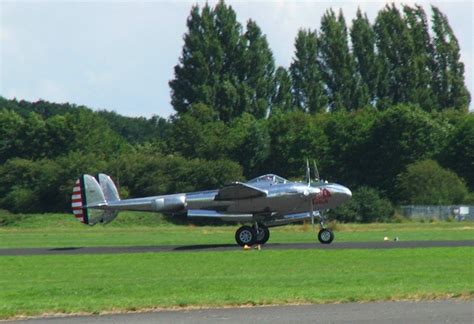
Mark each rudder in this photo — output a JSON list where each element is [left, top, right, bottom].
[[97, 173, 120, 224], [71, 175, 107, 225]]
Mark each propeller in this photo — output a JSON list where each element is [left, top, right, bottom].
[[313, 160, 320, 182], [305, 159, 316, 229], [306, 159, 311, 186], [306, 159, 323, 230]]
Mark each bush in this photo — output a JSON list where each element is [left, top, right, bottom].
[[396, 159, 468, 204], [328, 186, 394, 223]]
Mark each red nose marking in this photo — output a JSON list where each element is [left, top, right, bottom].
[[312, 188, 331, 205]]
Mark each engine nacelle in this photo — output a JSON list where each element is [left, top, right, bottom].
[[153, 195, 186, 212]]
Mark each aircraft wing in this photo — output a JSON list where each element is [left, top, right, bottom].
[[215, 182, 267, 201]]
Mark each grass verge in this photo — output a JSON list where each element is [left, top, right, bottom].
[[0, 212, 472, 248], [0, 247, 472, 319]]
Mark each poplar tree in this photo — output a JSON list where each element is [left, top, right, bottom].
[[241, 19, 275, 119], [403, 5, 437, 111], [290, 29, 327, 113], [374, 4, 416, 108], [431, 6, 471, 110], [272, 66, 293, 113], [318, 9, 364, 111], [350, 9, 378, 106], [170, 1, 276, 122], [169, 4, 221, 115]]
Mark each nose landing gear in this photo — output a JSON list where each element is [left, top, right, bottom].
[[317, 228, 334, 244], [316, 212, 334, 244]]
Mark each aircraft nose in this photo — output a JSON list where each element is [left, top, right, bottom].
[[332, 184, 351, 202], [341, 186, 352, 199]]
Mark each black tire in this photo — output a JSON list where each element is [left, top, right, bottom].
[[256, 223, 270, 244], [318, 228, 334, 244], [235, 225, 257, 246]]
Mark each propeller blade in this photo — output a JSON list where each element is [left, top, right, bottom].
[[306, 159, 311, 186], [310, 200, 315, 229], [313, 160, 320, 182]]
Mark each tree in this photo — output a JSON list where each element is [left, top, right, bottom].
[[267, 111, 328, 177], [439, 115, 474, 191], [323, 108, 378, 187], [271, 66, 293, 113], [290, 29, 327, 113], [0, 109, 25, 163], [170, 4, 229, 119], [318, 9, 363, 111], [402, 5, 437, 111], [374, 4, 416, 108], [431, 6, 471, 110], [240, 19, 275, 118], [169, 1, 275, 122], [397, 160, 468, 204], [363, 104, 450, 198], [350, 9, 378, 106], [329, 186, 394, 223]]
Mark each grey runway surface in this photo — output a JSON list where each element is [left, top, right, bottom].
[[1, 240, 472, 256], [6, 300, 473, 324]]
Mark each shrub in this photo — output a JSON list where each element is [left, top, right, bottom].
[[328, 186, 394, 223]]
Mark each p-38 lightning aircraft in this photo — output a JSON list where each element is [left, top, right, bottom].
[[71, 162, 351, 246]]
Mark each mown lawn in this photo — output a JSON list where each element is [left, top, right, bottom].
[[0, 247, 472, 319], [0, 212, 473, 248]]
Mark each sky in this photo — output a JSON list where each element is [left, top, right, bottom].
[[1, 0, 473, 118]]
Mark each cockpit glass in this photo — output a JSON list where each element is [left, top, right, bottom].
[[247, 174, 288, 184]]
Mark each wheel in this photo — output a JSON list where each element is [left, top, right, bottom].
[[235, 225, 257, 246], [318, 228, 334, 244], [256, 223, 270, 244]]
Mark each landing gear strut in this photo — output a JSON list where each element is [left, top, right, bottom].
[[235, 223, 270, 246], [255, 223, 270, 244], [316, 212, 334, 244]]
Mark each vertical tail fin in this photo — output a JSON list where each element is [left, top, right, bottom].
[[97, 173, 120, 224], [71, 175, 107, 225]]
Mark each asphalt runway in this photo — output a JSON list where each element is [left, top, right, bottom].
[[6, 300, 473, 323], [0, 240, 472, 256]]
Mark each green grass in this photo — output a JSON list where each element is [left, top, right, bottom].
[[0, 248, 472, 319], [0, 212, 472, 248], [0, 212, 472, 319]]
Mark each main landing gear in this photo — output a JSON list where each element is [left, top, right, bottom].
[[235, 223, 270, 246]]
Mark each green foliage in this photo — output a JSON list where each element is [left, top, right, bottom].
[[169, 1, 275, 121], [318, 9, 363, 111], [438, 113, 474, 191], [431, 6, 471, 110], [116, 149, 242, 197], [397, 159, 468, 204], [267, 111, 328, 178], [350, 9, 377, 105], [363, 104, 450, 198], [329, 186, 394, 223], [290, 29, 327, 113]]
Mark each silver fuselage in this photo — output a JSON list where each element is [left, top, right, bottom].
[[105, 178, 352, 226]]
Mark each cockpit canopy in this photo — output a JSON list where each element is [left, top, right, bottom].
[[247, 174, 289, 184]]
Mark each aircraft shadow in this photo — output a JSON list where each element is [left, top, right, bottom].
[[49, 247, 81, 251], [173, 244, 236, 251]]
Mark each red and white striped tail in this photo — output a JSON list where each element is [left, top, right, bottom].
[[71, 178, 87, 224]]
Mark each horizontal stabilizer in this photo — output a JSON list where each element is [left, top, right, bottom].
[[215, 182, 267, 201]]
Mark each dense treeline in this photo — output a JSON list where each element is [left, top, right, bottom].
[[0, 2, 472, 221]]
